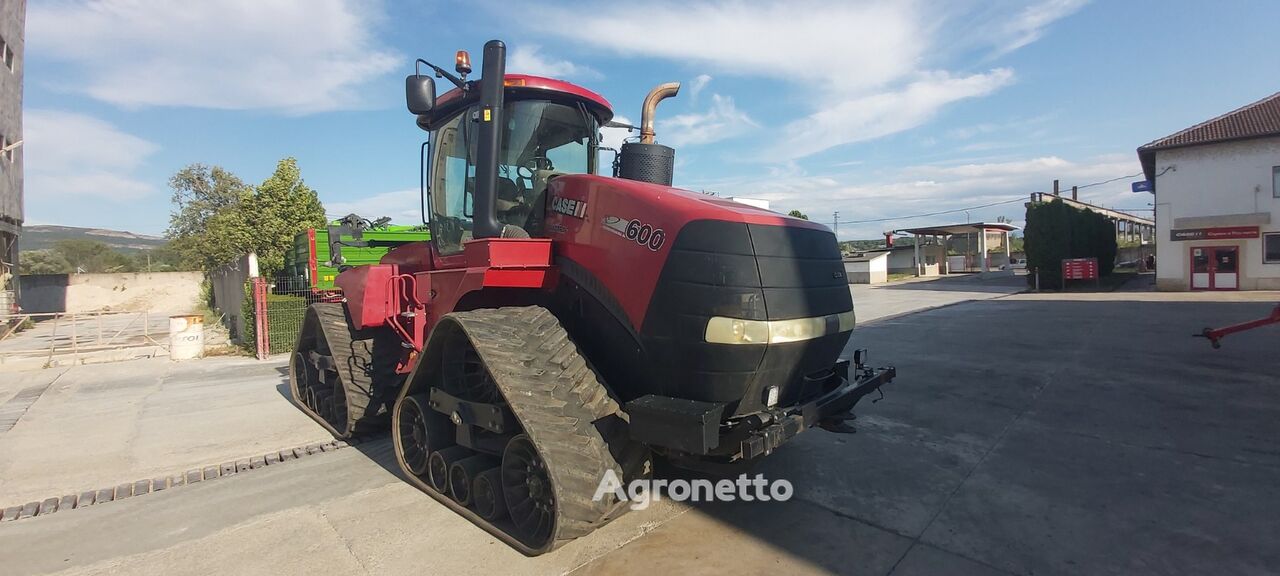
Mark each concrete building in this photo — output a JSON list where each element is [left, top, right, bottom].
[[1138, 92, 1280, 290], [843, 251, 888, 284], [0, 0, 22, 315]]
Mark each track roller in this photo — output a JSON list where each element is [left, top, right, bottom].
[[428, 446, 471, 493], [450, 455, 499, 506], [473, 467, 507, 521]]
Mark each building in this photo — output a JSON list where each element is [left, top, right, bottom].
[[1138, 91, 1280, 290], [896, 222, 1019, 277], [0, 0, 23, 315], [842, 251, 888, 284]]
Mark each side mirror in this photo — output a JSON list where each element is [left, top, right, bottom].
[[406, 74, 436, 115]]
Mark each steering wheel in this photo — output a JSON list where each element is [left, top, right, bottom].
[[523, 157, 554, 173]]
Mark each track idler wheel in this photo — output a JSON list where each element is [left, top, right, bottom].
[[450, 455, 499, 506], [473, 467, 507, 521], [502, 435, 555, 548], [397, 394, 435, 476]]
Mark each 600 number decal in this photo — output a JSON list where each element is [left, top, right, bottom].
[[604, 216, 666, 251], [625, 219, 665, 251]]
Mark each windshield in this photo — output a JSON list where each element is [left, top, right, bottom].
[[430, 99, 598, 253]]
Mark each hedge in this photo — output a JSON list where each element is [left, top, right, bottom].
[[1024, 198, 1118, 288]]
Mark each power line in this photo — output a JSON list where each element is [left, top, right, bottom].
[[814, 170, 1147, 227]]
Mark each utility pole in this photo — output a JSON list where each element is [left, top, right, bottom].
[[1072, 185, 1078, 201], [833, 211, 839, 236], [1053, 179, 1060, 196]]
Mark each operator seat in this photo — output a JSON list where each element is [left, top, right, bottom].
[[496, 177, 531, 238]]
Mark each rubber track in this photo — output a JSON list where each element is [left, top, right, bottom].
[[291, 303, 389, 438], [397, 306, 631, 554]]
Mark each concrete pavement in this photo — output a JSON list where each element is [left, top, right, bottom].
[[852, 273, 1026, 324], [0, 356, 332, 505], [573, 290, 1280, 576]]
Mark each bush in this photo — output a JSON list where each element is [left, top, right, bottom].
[[1025, 198, 1118, 288]]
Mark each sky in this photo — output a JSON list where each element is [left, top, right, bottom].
[[19, 0, 1280, 240]]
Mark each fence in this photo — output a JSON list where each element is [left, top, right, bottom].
[[210, 253, 258, 342], [0, 310, 171, 367], [247, 275, 331, 359]]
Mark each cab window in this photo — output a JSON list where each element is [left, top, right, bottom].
[[430, 108, 476, 254], [429, 100, 597, 252]]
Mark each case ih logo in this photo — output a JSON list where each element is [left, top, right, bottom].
[[603, 216, 666, 251], [550, 195, 588, 219]]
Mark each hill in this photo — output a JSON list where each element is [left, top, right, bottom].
[[20, 225, 167, 253]]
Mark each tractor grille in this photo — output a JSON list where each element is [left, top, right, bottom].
[[640, 220, 854, 417]]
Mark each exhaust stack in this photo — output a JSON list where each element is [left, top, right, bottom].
[[639, 82, 680, 144], [617, 82, 681, 186]]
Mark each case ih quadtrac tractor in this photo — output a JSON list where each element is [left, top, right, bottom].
[[290, 40, 896, 555]]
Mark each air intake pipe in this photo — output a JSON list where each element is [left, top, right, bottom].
[[617, 82, 681, 186]]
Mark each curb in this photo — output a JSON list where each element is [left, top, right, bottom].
[[0, 436, 369, 524]]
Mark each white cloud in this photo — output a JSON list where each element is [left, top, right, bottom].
[[771, 69, 1014, 160], [993, 0, 1090, 57], [523, 1, 1082, 159], [687, 153, 1142, 239], [324, 189, 424, 226], [659, 94, 756, 147], [28, 0, 399, 113], [531, 2, 922, 95], [25, 109, 159, 201], [508, 45, 601, 79], [688, 74, 713, 102]]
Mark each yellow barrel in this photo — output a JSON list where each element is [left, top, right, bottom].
[[169, 315, 205, 360]]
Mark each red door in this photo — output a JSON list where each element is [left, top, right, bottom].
[[1190, 246, 1239, 290]]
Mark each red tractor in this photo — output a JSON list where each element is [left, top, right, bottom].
[[290, 40, 895, 555]]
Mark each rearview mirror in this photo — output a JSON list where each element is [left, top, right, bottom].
[[406, 75, 436, 115]]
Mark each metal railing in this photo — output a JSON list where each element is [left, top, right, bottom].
[[0, 311, 171, 366]]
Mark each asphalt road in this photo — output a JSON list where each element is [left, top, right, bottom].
[[2, 284, 1278, 575]]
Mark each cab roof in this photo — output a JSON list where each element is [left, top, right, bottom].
[[421, 74, 614, 130]]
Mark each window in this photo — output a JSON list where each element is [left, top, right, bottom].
[[0, 34, 11, 73], [1265, 233, 1280, 264], [1273, 166, 1280, 198], [430, 108, 477, 255], [428, 100, 597, 254]]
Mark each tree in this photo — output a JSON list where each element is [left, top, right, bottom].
[[244, 158, 327, 275], [19, 250, 73, 275], [1024, 198, 1118, 288], [167, 164, 253, 270], [165, 158, 326, 275], [787, 210, 809, 220]]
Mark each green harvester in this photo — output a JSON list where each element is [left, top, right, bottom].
[[286, 215, 431, 291]]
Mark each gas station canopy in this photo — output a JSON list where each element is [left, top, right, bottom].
[[896, 222, 1019, 236]]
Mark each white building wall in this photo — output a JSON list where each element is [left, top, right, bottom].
[[844, 254, 888, 284], [1153, 137, 1280, 290]]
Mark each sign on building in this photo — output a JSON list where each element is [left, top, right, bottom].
[[1169, 226, 1260, 241]]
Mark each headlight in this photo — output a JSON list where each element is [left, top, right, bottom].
[[704, 311, 856, 345]]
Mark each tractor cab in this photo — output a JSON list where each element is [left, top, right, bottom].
[[408, 51, 613, 254]]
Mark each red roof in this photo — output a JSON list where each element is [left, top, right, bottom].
[[1138, 91, 1280, 181]]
